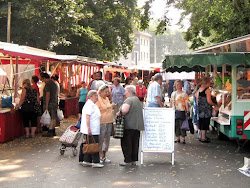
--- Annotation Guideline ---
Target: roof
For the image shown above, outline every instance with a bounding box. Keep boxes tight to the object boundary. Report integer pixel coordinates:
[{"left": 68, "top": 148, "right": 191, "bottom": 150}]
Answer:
[
  {"left": 163, "top": 53, "right": 250, "bottom": 70},
  {"left": 194, "top": 34, "right": 250, "bottom": 53}
]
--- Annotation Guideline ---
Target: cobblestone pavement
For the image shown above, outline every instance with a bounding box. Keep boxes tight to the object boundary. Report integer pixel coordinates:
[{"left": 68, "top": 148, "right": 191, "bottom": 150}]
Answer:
[{"left": 0, "top": 116, "right": 249, "bottom": 188}]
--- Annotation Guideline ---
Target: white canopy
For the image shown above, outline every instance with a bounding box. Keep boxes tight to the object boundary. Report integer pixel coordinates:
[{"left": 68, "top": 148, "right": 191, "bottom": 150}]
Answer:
[{"left": 163, "top": 71, "right": 196, "bottom": 80}]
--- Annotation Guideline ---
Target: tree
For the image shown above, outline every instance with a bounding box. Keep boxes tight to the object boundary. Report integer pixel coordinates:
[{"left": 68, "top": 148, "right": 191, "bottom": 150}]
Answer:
[
  {"left": 0, "top": 0, "right": 146, "bottom": 61},
  {"left": 148, "top": 24, "right": 190, "bottom": 64},
  {"left": 165, "top": 0, "right": 250, "bottom": 49}
]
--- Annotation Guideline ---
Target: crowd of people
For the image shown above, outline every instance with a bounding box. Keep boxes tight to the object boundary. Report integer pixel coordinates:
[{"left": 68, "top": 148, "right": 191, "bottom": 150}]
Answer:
[
  {"left": 15, "top": 73, "right": 59, "bottom": 138},
  {"left": 15, "top": 70, "right": 219, "bottom": 168}
]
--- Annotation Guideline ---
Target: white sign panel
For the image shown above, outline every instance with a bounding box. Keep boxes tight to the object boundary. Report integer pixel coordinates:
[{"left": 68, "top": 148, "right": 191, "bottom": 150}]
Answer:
[{"left": 141, "top": 108, "right": 175, "bottom": 165}]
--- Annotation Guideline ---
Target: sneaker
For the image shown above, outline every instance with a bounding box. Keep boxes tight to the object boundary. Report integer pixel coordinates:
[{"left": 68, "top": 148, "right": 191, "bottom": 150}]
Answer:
[
  {"left": 100, "top": 157, "right": 111, "bottom": 164},
  {"left": 92, "top": 163, "right": 104, "bottom": 168},
  {"left": 119, "top": 162, "right": 132, "bottom": 166},
  {"left": 81, "top": 161, "right": 92, "bottom": 167}
]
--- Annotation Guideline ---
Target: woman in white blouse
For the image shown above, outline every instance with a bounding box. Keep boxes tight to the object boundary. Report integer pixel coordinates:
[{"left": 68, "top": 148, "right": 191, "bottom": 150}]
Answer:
[{"left": 80, "top": 90, "right": 103, "bottom": 168}]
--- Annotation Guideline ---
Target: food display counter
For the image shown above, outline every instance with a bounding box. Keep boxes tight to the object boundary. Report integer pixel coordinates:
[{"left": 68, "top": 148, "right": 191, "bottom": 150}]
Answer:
[
  {"left": 59, "top": 97, "right": 79, "bottom": 118},
  {"left": 0, "top": 108, "right": 24, "bottom": 143}
]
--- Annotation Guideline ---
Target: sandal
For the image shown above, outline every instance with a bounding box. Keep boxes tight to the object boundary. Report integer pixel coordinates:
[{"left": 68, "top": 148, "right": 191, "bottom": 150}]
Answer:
[
  {"left": 199, "top": 139, "right": 210, "bottom": 143},
  {"left": 174, "top": 139, "right": 180, "bottom": 143}
]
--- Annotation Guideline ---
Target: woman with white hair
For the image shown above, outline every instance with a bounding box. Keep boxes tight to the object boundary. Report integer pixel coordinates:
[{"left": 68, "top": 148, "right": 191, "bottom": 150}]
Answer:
[
  {"left": 116, "top": 85, "right": 144, "bottom": 166},
  {"left": 96, "top": 85, "right": 113, "bottom": 164},
  {"left": 80, "top": 90, "right": 103, "bottom": 168}
]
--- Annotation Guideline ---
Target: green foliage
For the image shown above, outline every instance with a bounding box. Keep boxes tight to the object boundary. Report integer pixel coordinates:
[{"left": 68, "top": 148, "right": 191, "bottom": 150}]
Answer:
[
  {"left": 166, "top": 0, "right": 250, "bottom": 49},
  {"left": 0, "top": 0, "right": 143, "bottom": 61}
]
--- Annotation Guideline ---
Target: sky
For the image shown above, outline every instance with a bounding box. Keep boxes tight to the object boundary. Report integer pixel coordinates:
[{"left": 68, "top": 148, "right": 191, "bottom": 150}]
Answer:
[{"left": 137, "top": 0, "right": 189, "bottom": 30}]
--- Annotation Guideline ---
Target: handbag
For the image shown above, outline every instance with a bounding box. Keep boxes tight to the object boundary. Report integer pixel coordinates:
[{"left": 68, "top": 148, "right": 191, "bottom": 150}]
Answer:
[
  {"left": 181, "top": 117, "right": 190, "bottom": 131},
  {"left": 113, "top": 110, "right": 125, "bottom": 139},
  {"left": 1, "top": 78, "right": 13, "bottom": 108},
  {"left": 82, "top": 135, "right": 99, "bottom": 154}
]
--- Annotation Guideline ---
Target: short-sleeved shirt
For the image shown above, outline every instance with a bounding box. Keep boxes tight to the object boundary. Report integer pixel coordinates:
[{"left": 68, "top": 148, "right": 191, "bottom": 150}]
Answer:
[
  {"left": 112, "top": 85, "right": 125, "bottom": 104},
  {"left": 43, "top": 80, "right": 58, "bottom": 105},
  {"left": 171, "top": 91, "right": 188, "bottom": 111},
  {"left": 80, "top": 100, "right": 101, "bottom": 135},
  {"left": 123, "top": 96, "right": 144, "bottom": 131},
  {"left": 79, "top": 88, "right": 88, "bottom": 102},
  {"left": 146, "top": 81, "right": 162, "bottom": 103},
  {"left": 96, "top": 95, "right": 113, "bottom": 124}
]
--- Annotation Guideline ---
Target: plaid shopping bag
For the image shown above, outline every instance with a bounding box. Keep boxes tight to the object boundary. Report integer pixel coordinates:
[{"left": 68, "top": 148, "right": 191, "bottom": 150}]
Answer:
[{"left": 113, "top": 115, "right": 125, "bottom": 139}]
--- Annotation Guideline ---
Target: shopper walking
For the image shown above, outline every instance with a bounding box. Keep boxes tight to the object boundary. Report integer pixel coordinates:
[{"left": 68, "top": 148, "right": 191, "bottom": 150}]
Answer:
[
  {"left": 146, "top": 73, "right": 163, "bottom": 107},
  {"left": 170, "top": 80, "right": 189, "bottom": 144}
]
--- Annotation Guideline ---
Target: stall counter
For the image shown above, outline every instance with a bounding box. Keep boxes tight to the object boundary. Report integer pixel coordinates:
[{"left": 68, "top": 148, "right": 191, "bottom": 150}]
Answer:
[
  {"left": 0, "top": 109, "right": 24, "bottom": 143},
  {"left": 59, "top": 97, "right": 79, "bottom": 118}
]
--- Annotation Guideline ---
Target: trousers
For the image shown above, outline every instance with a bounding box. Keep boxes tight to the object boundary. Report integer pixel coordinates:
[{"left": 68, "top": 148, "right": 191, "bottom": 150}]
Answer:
[{"left": 121, "top": 129, "right": 140, "bottom": 163}]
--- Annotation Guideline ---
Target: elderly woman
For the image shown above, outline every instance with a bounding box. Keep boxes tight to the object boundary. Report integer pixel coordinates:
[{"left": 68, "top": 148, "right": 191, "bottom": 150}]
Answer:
[
  {"left": 117, "top": 85, "right": 144, "bottom": 166},
  {"left": 16, "top": 79, "right": 40, "bottom": 138},
  {"left": 80, "top": 90, "right": 103, "bottom": 168},
  {"left": 96, "top": 85, "right": 113, "bottom": 164},
  {"left": 170, "top": 80, "right": 189, "bottom": 144}
]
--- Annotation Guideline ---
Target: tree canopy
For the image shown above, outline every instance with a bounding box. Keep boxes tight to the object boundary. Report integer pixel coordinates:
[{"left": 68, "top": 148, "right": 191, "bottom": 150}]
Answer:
[
  {"left": 166, "top": 0, "right": 250, "bottom": 49},
  {"left": 0, "top": 0, "right": 150, "bottom": 61}
]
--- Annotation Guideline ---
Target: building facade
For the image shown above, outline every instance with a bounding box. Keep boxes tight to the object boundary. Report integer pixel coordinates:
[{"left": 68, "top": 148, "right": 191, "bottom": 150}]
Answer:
[{"left": 117, "top": 30, "right": 151, "bottom": 67}]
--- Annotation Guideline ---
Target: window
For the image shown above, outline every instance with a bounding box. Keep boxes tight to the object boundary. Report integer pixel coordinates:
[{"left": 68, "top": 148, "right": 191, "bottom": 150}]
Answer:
[
  {"left": 141, "top": 52, "right": 143, "bottom": 60},
  {"left": 237, "top": 66, "right": 250, "bottom": 100},
  {"left": 141, "top": 39, "right": 143, "bottom": 45},
  {"left": 134, "top": 51, "right": 139, "bottom": 65},
  {"left": 144, "top": 39, "right": 145, "bottom": 46}
]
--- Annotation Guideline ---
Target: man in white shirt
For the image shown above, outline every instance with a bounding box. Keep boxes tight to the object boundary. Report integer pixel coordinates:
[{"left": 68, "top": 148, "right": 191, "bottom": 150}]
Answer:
[{"left": 146, "top": 73, "right": 163, "bottom": 107}]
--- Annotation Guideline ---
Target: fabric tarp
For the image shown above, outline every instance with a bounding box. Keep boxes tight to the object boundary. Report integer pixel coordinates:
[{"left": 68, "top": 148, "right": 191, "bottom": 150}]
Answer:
[{"left": 163, "top": 53, "right": 250, "bottom": 71}]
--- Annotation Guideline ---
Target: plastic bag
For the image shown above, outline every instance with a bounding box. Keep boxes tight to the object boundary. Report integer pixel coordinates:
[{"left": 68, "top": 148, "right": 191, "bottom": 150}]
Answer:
[
  {"left": 40, "top": 110, "right": 51, "bottom": 125},
  {"left": 57, "top": 109, "right": 64, "bottom": 121},
  {"left": 181, "top": 117, "right": 190, "bottom": 131}
]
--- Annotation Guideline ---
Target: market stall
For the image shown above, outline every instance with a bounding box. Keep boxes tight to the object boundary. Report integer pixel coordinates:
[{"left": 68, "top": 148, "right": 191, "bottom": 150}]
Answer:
[
  {"left": 0, "top": 42, "right": 60, "bottom": 143},
  {"left": 163, "top": 53, "right": 250, "bottom": 149}
]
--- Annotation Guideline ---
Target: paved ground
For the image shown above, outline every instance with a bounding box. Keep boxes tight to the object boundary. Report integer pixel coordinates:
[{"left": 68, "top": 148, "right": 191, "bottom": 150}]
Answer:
[{"left": 0, "top": 116, "right": 249, "bottom": 188}]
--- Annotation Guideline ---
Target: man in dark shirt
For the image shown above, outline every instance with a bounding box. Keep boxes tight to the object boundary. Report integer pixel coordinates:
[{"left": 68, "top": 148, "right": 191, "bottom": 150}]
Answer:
[{"left": 42, "top": 73, "right": 58, "bottom": 137}]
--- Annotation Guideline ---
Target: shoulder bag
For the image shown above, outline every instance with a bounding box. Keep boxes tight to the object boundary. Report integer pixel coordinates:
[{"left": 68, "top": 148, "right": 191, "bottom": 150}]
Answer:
[
  {"left": 82, "top": 135, "right": 99, "bottom": 154},
  {"left": 113, "top": 109, "right": 125, "bottom": 139},
  {"left": 1, "top": 78, "right": 13, "bottom": 108}
]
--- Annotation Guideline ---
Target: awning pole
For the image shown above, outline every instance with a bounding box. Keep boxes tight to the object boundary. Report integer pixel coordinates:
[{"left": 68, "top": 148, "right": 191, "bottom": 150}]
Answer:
[
  {"left": 46, "top": 61, "right": 50, "bottom": 73},
  {"left": 14, "top": 56, "right": 19, "bottom": 100},
  {"left": 10, "top": 56, "right": 14, "bottom": 90}
]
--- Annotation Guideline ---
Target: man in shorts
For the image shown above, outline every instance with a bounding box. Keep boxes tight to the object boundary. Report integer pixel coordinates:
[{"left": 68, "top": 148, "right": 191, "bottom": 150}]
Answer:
[{"left": 42, "top": 73, "right": 58, "bottom": 137}]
